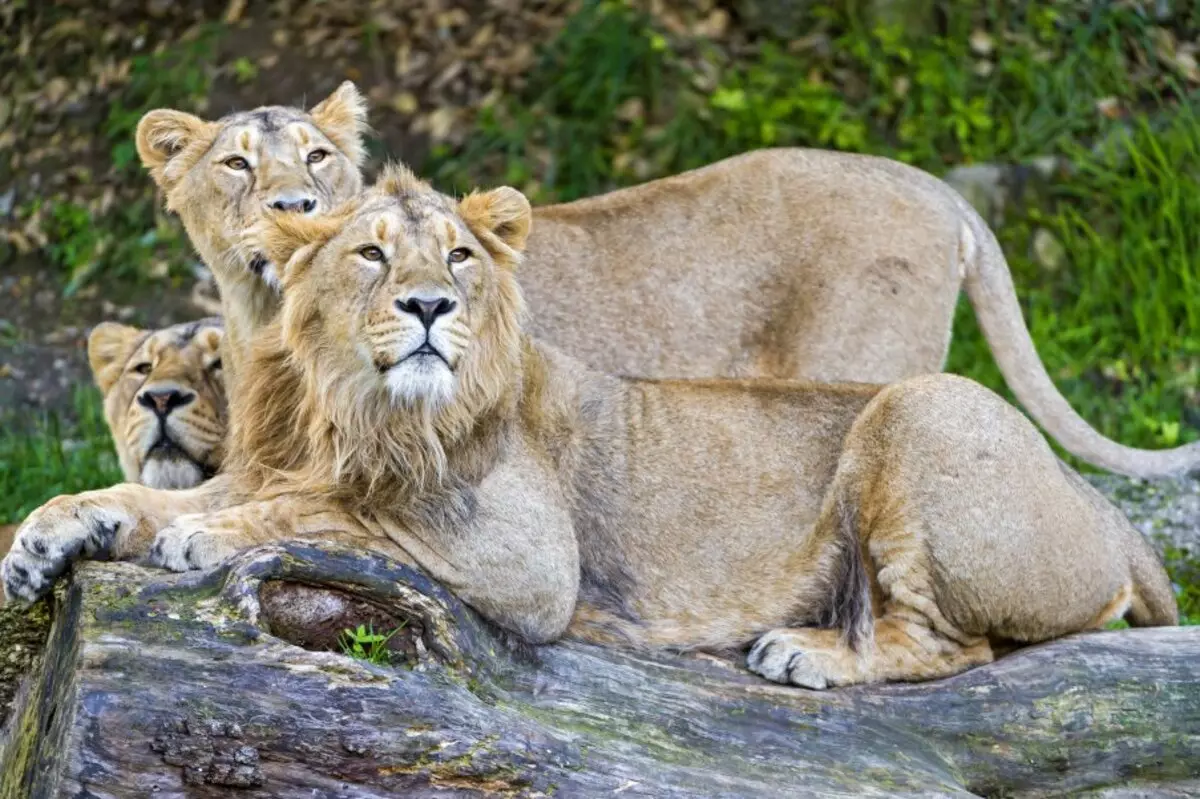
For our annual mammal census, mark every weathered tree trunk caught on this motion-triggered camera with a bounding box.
[2,541,1198,797]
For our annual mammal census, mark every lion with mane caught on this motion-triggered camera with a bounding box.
[4,167,1175,689]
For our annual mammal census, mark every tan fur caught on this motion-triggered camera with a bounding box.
[87,319,227,489]
[139,87,1195,479]
[6,176,1176,688]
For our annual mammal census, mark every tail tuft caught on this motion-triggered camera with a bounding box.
[818,499,874,650]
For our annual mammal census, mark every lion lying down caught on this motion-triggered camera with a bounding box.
[87,318,226,489]
[2,167,1175,688]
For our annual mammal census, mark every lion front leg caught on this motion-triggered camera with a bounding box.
[2,479,226,602]
[148,496,381,572]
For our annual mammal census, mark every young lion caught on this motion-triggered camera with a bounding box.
[135,86,1200,480]
[88,318,226,489]
[4,168,1175,688]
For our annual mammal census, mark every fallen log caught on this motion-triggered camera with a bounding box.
[1,540,1197,797]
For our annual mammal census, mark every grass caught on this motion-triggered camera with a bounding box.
[0,389,121,525]
[25,194,191,296]
[1165,549,1200,626]
[338,622,406,666]
[103,27,220,175]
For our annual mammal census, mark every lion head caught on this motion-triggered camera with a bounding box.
[229,165,532,499]
[88,318,226,489]
[135,82,369,294]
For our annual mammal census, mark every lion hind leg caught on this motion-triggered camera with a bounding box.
[747,607,993,690]
[750,481,994,689]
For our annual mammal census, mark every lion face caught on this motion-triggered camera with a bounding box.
[261,165,532,410]
[88,319,226,489]
[135,82,368,291]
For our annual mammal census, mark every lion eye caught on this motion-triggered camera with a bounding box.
[224,156,250,171]
[447,247,472,264]
[359,245,385,262]
[132,362,152,375]
[208,358,223,372]
[306,149,329,164]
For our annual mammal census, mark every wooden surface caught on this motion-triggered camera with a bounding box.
[1,540,1197,797]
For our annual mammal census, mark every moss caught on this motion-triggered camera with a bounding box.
[0,598,52,724]
[0,582,72,798]
[0,673,44,799]
[376,735,533,796]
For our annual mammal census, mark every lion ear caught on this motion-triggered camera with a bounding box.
[195,323,225,356]
[88,322,143,394]
[458,186,532,255]
[136,109,217,189]
[310,81,369,167]
[256,212,349,280]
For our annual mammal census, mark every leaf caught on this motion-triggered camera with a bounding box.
[710,88,746,112]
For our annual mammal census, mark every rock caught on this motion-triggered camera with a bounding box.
[943,163,1009,224]
[727,0,817,41]
[1032,227,1067,271]
[1090,473,1200,555]
[943,158,1066,226]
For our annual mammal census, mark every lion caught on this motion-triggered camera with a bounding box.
[88,318,226,489]
[135,82,368,386]
[134,86,1199,480]
[4,169,1175,689]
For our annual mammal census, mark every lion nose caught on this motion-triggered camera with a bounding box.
[137,389,195,417]
[395,296,457,329]
[268,195,317,214]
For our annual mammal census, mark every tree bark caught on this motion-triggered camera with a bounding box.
[2,541,1197,798]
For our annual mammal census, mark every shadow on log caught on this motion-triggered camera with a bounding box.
[1,541,1198,797]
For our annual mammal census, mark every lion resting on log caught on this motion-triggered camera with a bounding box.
[2,167,1175,689]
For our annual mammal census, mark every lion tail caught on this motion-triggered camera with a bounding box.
[814,497,874,652]
[953,190,1200,479]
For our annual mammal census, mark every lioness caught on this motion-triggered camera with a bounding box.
[135,83,368,385]
[134,84,1199,479]
[4,168,1174,689]
[88,318,226,489]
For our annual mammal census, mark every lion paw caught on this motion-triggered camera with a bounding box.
[2,499,131,602]
[148,515,242,572]
[746,629,848,690]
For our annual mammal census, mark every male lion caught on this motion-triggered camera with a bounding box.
[88,318,226,489]
[4,168,1175,689]
[135,85,1199,479]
